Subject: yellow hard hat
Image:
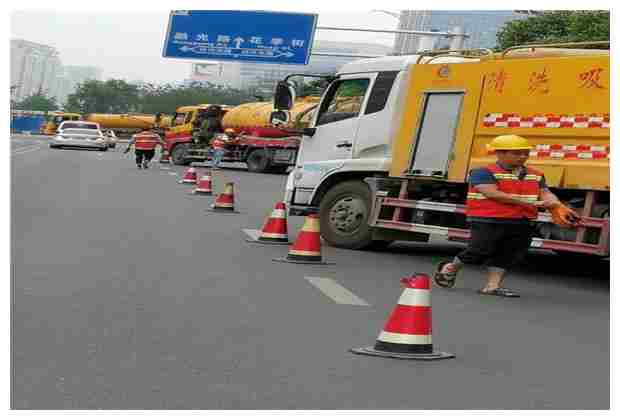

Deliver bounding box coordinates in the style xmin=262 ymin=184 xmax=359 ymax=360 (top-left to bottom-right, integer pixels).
xmin=487 ymin=135 xmax=531 ymax=151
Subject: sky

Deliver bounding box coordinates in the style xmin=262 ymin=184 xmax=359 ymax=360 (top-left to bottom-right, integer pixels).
xmin=10 ymin=9 xmax=399 ymax=84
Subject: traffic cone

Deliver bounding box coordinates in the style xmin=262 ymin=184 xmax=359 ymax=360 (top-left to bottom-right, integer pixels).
xmin=160 ymin=149 xmax=171 ymax=164
xmin=274 ymin=214 xmax=330 ymax=265
xmin=207 ymin=182 xmax=240 ymax=213
xmin=192 ymin=171 xmax=213 ymax=195
xmin=178 ymin=167 xmax=197 ymax=184
xmin=244 ymin=201 xmax=291 ymax=245
xmin=351 ymin=274 xmax=454 ymax=360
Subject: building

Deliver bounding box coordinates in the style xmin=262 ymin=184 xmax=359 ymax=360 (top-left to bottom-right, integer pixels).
xmin=10 ymin=39 xmax=62 ymax=103
xmin=393 ymin=11 xmax=526 ymax=54
xmin=187 ymin=40 xmax=392 ymax=95
xmin=53 ymin=65 xmax=103 ymax=105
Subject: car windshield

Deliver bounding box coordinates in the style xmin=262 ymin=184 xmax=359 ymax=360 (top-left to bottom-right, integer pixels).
xmin=62 ymin=129 xmax=102 ymax=136
xmin=60 ymin=122 xmax=98 ymax=130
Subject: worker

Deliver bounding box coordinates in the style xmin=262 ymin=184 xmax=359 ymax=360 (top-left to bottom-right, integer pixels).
xmin=124 ymin=128 xmax=164 ymax=169
xmin=433 ymin=135 xmax=582 ymax=298
xmin=210 ymin=130 xmax=229 ymax=169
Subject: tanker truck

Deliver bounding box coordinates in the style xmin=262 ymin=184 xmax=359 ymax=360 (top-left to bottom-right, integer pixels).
xmin=270 ymin=42 xmax=610 ymax=259
xmin=163 ymin=99 xmax=318 ymax=173
xmin=83 ymin=113 xmax=172 ymax=138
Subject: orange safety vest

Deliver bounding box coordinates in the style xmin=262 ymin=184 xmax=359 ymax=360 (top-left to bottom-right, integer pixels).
xmin=212 ymin=138 xmax=226 ymax=150
xmin=466 ymin=163 xmax=543 ymax=220
xmin=134 ymin=132 xmax=160 ymax=150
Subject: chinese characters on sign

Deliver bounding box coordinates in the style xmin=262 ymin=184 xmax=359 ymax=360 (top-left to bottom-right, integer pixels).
xmin=528 ymin=68 xmax=550 ymax=95
xmin=579 ymin=68 xmax=605 ymax=89
xmin=486 ymin=69 xmax=509 ymax=94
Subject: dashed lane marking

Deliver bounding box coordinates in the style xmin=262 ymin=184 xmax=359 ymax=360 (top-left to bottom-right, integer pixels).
xmin=11 ymin=146 xmax=40 ymax=155
xmin=304 ymin=277 xmax=370 ymax=306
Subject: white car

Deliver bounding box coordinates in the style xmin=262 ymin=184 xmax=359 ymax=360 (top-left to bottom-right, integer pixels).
xmin=50 ymin=126 xmax=109 ymax=151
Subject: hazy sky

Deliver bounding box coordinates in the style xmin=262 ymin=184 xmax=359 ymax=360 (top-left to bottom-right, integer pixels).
xmin=10 ymin=10 xmax=399 ymax=84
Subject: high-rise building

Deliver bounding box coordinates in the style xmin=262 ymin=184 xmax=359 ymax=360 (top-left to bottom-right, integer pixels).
xmin=11 ymin=39 xmax=62 ymax=103
xmin=393 ymin=11 xmax=526 ymax=54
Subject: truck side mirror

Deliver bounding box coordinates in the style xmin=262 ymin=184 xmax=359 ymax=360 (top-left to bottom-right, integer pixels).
xmin=274 ymin=81 xmax=295 ymax=110
xmin=270 ymin=110 xmax=290 ymax=126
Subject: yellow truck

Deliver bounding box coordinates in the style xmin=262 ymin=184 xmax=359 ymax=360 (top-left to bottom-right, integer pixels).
xmin=272 ymin=42 xmax=609 ymax=258
xmin=41 ymin=112 xmax=82 ymax=135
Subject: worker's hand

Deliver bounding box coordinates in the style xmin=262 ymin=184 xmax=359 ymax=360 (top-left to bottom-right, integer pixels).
xmin=123 ymin=147 xmax=130 ymax=154
xmin=550 ymin=203 xmax=582 ymax=227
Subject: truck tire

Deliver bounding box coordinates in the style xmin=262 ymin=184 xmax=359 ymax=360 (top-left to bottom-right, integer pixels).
xmin=246 ymin=149 xmax=271 ymax=173
xmin=171 ymin=143 xmax=190 ymax=165
xmin=319 ymin=180 xmax=376 ymax=250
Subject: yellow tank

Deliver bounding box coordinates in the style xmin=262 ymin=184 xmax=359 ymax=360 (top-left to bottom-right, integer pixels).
xmin=84 ymin=114 xmax=159 ymax=130
xmin=222 ymin=98 xmax=319 ymax=131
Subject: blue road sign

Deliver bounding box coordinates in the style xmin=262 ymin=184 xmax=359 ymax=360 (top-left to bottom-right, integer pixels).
xmin=162 ymin=10 xmax=318 ymax=65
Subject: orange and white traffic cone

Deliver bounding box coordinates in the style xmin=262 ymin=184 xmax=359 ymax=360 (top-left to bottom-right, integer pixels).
xmin=207 ymin=182 xmax=240 ymax=213
xmin=159 ymin=149 xmax=171 ymax=164
xmin=178 ymin=167 xmax=197 ymax=184
xmin=192 ymin=171 xmax=213 ymax=195
xmin=351 ymin=273 xmax=454 ymax=360
xmin=244 ymin=201 xmax=290 ymax=245
xmin=274 ymin=214 xmax=330 ymax=264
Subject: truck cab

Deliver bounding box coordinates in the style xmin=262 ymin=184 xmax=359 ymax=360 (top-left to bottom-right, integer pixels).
xmin=275 ymin=55 xmax=474 ymax=248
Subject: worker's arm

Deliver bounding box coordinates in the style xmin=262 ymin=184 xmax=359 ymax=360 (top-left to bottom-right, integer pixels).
xmin=475 ymin=184 xmax=537 ymax=207
xmin=124 ymin=136 xmax=136 ymax=153
xmin=538 ymin=188 xmax=561 ymax=209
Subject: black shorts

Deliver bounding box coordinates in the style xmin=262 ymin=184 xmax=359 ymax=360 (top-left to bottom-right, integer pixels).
xmin=457 ymin=221 xmax=534 ymax=271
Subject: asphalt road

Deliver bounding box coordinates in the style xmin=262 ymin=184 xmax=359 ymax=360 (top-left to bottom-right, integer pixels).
xmin=11 ymin=134 xmax=610 ymax=409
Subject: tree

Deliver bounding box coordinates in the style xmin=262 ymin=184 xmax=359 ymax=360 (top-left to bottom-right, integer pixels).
xmin=14 ymin=91 xmax=58 ymax=112
xmin=136 ymin=82 xmax=256 ymax=114
xmin=496 ymin=11 xmax=609 ymax=51
xmin=65 ymin=79 xmax=141 ymax=114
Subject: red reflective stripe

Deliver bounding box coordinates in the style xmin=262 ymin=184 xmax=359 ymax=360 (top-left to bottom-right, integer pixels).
xmin=383 ymin=305 xmax=432 ymax=335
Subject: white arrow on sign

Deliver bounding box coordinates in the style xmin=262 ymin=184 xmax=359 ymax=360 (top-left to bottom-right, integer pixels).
xmin=233 ymin=37 xmax=244 ymax=48
xmin=180 ymin=45 xmax=191 ymax=52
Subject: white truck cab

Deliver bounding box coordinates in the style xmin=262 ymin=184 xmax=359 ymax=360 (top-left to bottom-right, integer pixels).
xmin=274 ymin=54 xmax=475 ymax=249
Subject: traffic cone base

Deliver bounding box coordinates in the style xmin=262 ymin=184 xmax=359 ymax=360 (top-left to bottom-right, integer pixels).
xmin=273 ymin=256 xmax=333 ymax=265
xmin=243 ymin=229 xmax=291 ymax=245
xmin=350 ymin=274 xmax=454 ymax=361
xmin=349 ymin=347 xmax=454 ymax=360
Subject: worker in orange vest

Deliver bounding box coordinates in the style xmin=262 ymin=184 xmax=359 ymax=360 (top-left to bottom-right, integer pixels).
xmin=211 ymin=129 xmax=232 ymax=169
xmin=124 ymin=129 xmax=164 ymax=169
xmin=433 ymin=135 xmax=581 ymax=298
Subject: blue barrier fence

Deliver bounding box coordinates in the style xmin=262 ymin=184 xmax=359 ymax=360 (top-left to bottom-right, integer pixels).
xmin=10 ymin=110 xmax=46 ymax=134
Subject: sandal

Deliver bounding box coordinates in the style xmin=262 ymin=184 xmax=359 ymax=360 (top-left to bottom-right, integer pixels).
xmin=434 ymin=261 xmax=457 ymax=288
xmin=477 ymin=287 xmax=520 ymax=298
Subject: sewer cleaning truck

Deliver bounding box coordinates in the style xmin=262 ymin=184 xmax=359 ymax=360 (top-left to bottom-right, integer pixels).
xmin=270 ymin=42 xmax=610 ymax=258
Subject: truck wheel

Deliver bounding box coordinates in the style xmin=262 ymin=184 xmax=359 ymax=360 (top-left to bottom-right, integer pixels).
xmin=319 ymin=180 xmax=375 ymax=250
xmin=246 ymin=149 xmax=270 ymax=173
xmin=171 ymin=144 xmax=190 ymax=165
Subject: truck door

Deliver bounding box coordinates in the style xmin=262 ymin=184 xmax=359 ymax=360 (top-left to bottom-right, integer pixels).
xmin=407 ymin=91 xmax=464 ymax=177
xmin=295 ymin=75 xmax=372 ymax=188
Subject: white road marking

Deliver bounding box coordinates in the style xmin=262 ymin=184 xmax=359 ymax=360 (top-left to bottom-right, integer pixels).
xmin=168 ymin=172 xmax=178 ymax=176
xmin=12 ymin=146 xmax=40 ymax=155
xmin=304 ymin=277 xmax=370 ymax=306
xmin=243 ymin=229 xmax=261 ymax=241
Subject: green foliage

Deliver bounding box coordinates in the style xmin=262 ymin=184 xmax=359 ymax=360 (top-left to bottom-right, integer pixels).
xmin=496 ymin=11 xmax=609 ymax=51
xmin=14 ymin=92 xmax=58 ymax=112
xmin=64 ymin=79 xmax=257 ymax=115
xmin=138 ymin=82 xmax=255 ymax=114
xmin=65 ymin=79 xmax=140 ymax=114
